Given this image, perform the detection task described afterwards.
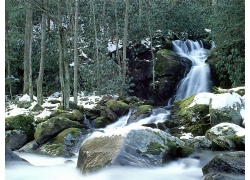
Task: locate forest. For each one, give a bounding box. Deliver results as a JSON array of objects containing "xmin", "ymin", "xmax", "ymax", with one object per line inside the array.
[{"xmin": 5, "ymin": 0, "xmax": 245, "ymax": 109}]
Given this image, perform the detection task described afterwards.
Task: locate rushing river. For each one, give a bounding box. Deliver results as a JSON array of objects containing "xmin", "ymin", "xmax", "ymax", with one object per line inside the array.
[
  {"xmin": 6, "ymin": 150, "xmax": 222, "ymax": 180},
  {"xmin": 6, "ymin": 110, "xmax": 225, "ymax": 180}
]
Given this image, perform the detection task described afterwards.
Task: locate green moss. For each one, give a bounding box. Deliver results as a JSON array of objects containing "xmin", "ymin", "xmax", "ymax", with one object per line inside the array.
[
  {"xmin": 48, "ymin": 99, "xmax": 61, "ymax": 104},
  {"xmin": 174, "ymin": 94, "xmax": 195, "ymax": 116},
  {"xmin": 135, "ymin": 105, "xmax": 153, "ymax": 117},
  {"xmin": 106, "ymin": 100, "xmax": 129, "ymax": 116},
  {"xmin": 166, "ymin": 140, "xmax": 178, "ymax": 156},
  {"xmin": 155, "ymin": 49, "xmax": 180, "ymax": 76},
  {"xmin": 43, "ymin": 144, "xmax": 64, "ymax": 156},
  {"xmin": 146, "ymin": 142, "xmax": 164, "ymax": 155},
  {"xmin": 5, "ymin": 114, "xmax": 35, "ymax": 137},
  {"xmin": 52, "ymin": 128, "xmax": 82, "ymax": 144},
  {"xmin": 177, "ymin": 146, "xmax": 194, "ymax": 157},
  {"xmin": 94, "ymin": 117, "xmax": 108, "ymax": 128}
]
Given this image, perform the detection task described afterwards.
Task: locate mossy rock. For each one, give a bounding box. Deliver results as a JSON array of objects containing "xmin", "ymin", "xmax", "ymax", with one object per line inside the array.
[
  {"xmin": 177, "ymin": 146, "xmax": 194, "ymax": 157},
  {"xmin": 17, "ymin": 101, "xmax": 32, "ymax": 109},
  {"xmin": 38, "ymin": 128, "xmax": 87, "ymax": 157},
  {"xmin": 173, "ymin": 94, "xmax": 196, "ymax": 117},
  {"xmin": 94, "ymin": 117, "xmax": 109, "ymax": 128},
  {"xmin": 155, "ymin": 49, "xmax": 180, "ymax": 76},
  {"xmin": 48, "ymin": 99, "xmax": 61, "ymax": 104},
  {"xmin": 106, "ymin": 100, "xmax": 129, "ymax": 117},
  {"xmin": 5, "ymin": 114, "xmax": 35, "ymax": 139},
  {"xmin": 34, "ymin": 117, "xmax": 85, "ymax": 145},
  {"xmin": 51, "ymin": 128, "xmax": 83, "ymax": 144},
  {"xmin": 39, "ymin": 144, "xmax": 75, "ymax": 157},
  {"xmin": 32, "ymin": 103, "xmax": 44, "ymax": 112},
  {"xmin": 135, "ymin": 105, "xmax": 153, "ymax": 117}
]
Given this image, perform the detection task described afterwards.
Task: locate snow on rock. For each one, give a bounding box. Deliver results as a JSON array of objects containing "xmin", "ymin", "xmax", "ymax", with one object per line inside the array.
[
  {"xmin": 209, "ymin": 92, "xmax": 244, "ymax": 126},
  {"xmin": 208, "ymin": 122, "xmax": 245, "ymax": 137},
  {"xmin": 189, "ymin": 92, "xmax": 214, "ymax": 107},
  {"xmin": 210, "ymin": 92, "xmax": 243, "ymax": 110}
]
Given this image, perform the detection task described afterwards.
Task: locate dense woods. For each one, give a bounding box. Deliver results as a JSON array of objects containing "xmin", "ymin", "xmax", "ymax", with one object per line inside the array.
[{"xmin": 5, "ymin": 0, "xmax": 245, "ymax": 108}]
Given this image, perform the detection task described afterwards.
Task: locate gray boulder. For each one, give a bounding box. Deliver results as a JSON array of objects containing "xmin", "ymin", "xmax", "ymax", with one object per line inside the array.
[
  {"xmin": 205, "ymin": 123, "xmax": 245, "ymax": 151},
  {"xmin": 209, "ymin": 93, "xmax": 244, "ymax": 126},
  {"xmin": 34, "ymin": 117, "xmax": 85, "ymax": 145},
  {"xmin": 202, "ymin": 151, "xmax": 245, "ymax": 175},
  {"xmin": 5, "ymin": 130, "xmax": 27, "ymax": 150},
  {"xmin": 77, "ymin": 127, "xmax": 193, "ymax": 173}
]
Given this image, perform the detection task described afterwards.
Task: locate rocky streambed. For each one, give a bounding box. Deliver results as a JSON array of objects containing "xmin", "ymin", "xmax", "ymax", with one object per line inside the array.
[{"xmin": 5, "ymin": 87, "xmax": 245, "ymax": 180}]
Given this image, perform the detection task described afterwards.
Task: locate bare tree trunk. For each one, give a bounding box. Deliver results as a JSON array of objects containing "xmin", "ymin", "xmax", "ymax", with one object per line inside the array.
[
  {"xmin": 37, "ymin": 0, "xmax": 47, "ymax": 105},
  {"xmin": 91, "ymin": 0, "xmax": 99, "ymax": 62},
  {"xmin": 120, "ymin": 0, "xmax": 129, "ymax": 97},
  {"xmin": 23, "ymin": 0, "xmax": 33, "ymax": 101},
  {"xmin": 6, "ymin": 23, "xmax": 12, "ymax": 100},
  {"xmin": 114, "ymin": 0, "xmax": 122, "ymax": 88},
  {"xmin": 147, "ymin": 1, "xmax": 155, "ymax": 90},
  {"xmin": 73, "ymin": 0, "xmax": 79, "ymax": 104},
  {"xmin": 58, "ymin": 0, "xmax": 66, "ymax": 109}
]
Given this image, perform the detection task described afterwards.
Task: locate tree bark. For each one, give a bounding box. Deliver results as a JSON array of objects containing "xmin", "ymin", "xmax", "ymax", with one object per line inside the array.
[
  {"xmin": 73, "ymin": 0, "xmax": 79, "ymax": 104},
  {"xmin": 121, "ymin": 0, "xmax": 129, "ymax": 97},
  {"xmin": 23, "ymin": 0, "xmax": 33, "ymax": 101},
  {"xmin": 37, "ymin": 0, "xmax": 47, "ymax": 105}
]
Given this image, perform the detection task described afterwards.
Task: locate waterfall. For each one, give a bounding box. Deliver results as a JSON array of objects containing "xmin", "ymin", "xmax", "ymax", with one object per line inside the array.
[{"xmin": 169, "ymin": 40, "xmax": 212, "ymax": 104}]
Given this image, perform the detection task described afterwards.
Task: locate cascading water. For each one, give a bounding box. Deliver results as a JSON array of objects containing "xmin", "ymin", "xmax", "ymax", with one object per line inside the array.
[{"xmin": 169, "ymin": 40, "xmax": 212, "ymax": 103}]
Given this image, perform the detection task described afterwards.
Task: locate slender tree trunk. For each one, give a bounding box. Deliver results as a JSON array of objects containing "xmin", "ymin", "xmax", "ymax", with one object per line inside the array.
[
  {"xmin": 23, "ymin": 0, "xmax": 33, "ymax": 101},
  {"xmin": 120, "ymin": 0, "xmax": 129, "ymax": 97},
  {"xmin": 37, "ymin": 0, "xmax": 47, "ymax": 105},
  {"xmin": 114, "ymin": 0, "xmax": 122, "ymax": 87},
  {"xmin": 91, "ymin": 0, "xmax": 99, "ymax": 62},
  {"xmin": 147, "ymin": 2, "xmax": 155, "ymax": 90},
  {"xmin": 58, "ymin": 0, "xmax": 65, "ymax": 109},
  {"xmin": 63, "ymin": 31, "xmax": 70, "ymax": 109},
  {"xmin": 6, "ymin": 23, "xmax": 12, "ymax": 100},
  {"xmin": 73, "ymin": 0, "xmax": 79, "ymax": 104}
]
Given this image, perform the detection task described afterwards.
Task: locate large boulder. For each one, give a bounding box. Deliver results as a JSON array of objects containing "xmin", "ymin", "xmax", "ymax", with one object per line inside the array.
[
  {"xmin": 5, "ymin": 114, "xmax": 35, "ymax": 140},
  {"xmin": 5, "ymin": 147, "xmax": 30, "ymax": 165},
  {"xmin": 77, "ymin": 127, "xmax": 193, "ymax": 173},
  {"xmin": 173, "ymin": 93, "xmax": 214, "ymax": 136},
  {"xmin": 34, "ymin": 117, "xmax": 85, "ymax": 145},
  {"xmin": 36, "ymin": 128, "xmax": 88, "ymax": 157},
  {"xmin": 209, "ymin": 93, "xmax": 244, "ymax": 126},
  {"xmin": 5, "ymin": 130, "xmax": 28, "ymax": 150},
  {"xmin": 106, "ymin": 99, "xmax": 130, "ymax": 117},
  {"xmin": 127, "ymin": 105, "xmax": 153, "ymax": 124},
  {"xmin": 128, "ymin": 49, "xmax": 192, "ymax": 105},
  {"xmin": 202, "ymin": 151, "xmax": 245, "ymax": 175},
  {"xmin": 205, "ymin": 123, "xmax": 245, "ymax": 151}
]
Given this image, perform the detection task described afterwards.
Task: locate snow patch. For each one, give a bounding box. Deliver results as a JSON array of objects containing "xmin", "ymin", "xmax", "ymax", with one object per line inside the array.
[
  {"xmin": 180, "ymin": 133, "xmax": 193, "ymax": 140},
  {"xmin": 189, "ymin": 92, "xmax": 214, "ymax": 107},
  {"xmin": 209, "ymin": 122, "xmax": 245, "ymax": 137},
  {"xmin": 211, "ymin": 93, "xmax": 243, "ymax": 109}
]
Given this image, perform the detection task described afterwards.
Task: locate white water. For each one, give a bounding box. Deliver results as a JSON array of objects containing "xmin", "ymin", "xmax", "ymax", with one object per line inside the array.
[
  {"xmin": 6, "ymin": 151, "xmax": 219, "ymax": 180},
  {"xmin": 5, "ymin": 110, "xmax": 243, "ymax": 180},
  {"xmin": 171, "ymin": 40, "xmax": 212, "ymax": 102}
]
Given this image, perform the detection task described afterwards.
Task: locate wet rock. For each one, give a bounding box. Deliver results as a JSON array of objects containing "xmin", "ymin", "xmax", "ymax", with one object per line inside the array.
[
  {"xmin": 5, "ymin": 114, "xmax": 35, "ymax": 140},
  {"xmin": 36, "ymin": 128, "xmax": 88, "ymax": 157},
  {"xmin": 5, "ymin": 147, "xmax": 30, "ymax": 165},
  {"xmin": 202, "ymin": 151, "xmax": 245, "ymax": 175},
  {"xmin": 209, "ymin": 93, "xmax": 244, "ymax": 126},
  {"xmin": 106, "ymin": 99, "xmax": 129, "ymax": 117},
  {"xmin": 205, "ymin": 123, "xmax": 245, "ymax": 151},
  {"xmin": 127, "ymin": 105, "xmax": 153, "ymax": 124},
  {"xmin": 34, "ymin": 117, "xmax": 85, "ymax": 145},
  {"xmin": 173, "ymin": 93, "xmax": 213, "ymax": 136},
  {"xmin": 77, "ymin": 127, "xmax": 193, "ymax": 173},
  {"xmin": 5, "ymin": 130, "xmax": 28, "ymax": 150},
  {"xmin": 184, "ymin": 136, "xmax": 212, "ymax": 149}
]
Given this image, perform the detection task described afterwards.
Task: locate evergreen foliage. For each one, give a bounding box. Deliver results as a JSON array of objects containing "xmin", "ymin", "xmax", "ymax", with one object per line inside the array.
[
  {"xmin": 207, "ymin": 0, "xmax": 245, "ymax": 87},
  {"xmin": 5, "ymin": 0, "xmax": 245, "ymax": 99}
]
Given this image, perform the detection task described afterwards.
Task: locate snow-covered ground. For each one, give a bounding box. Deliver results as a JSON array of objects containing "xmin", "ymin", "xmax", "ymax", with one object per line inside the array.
[{"xmin": 5, "ymin": 92, "xmax": 104, "ymax": 121}]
